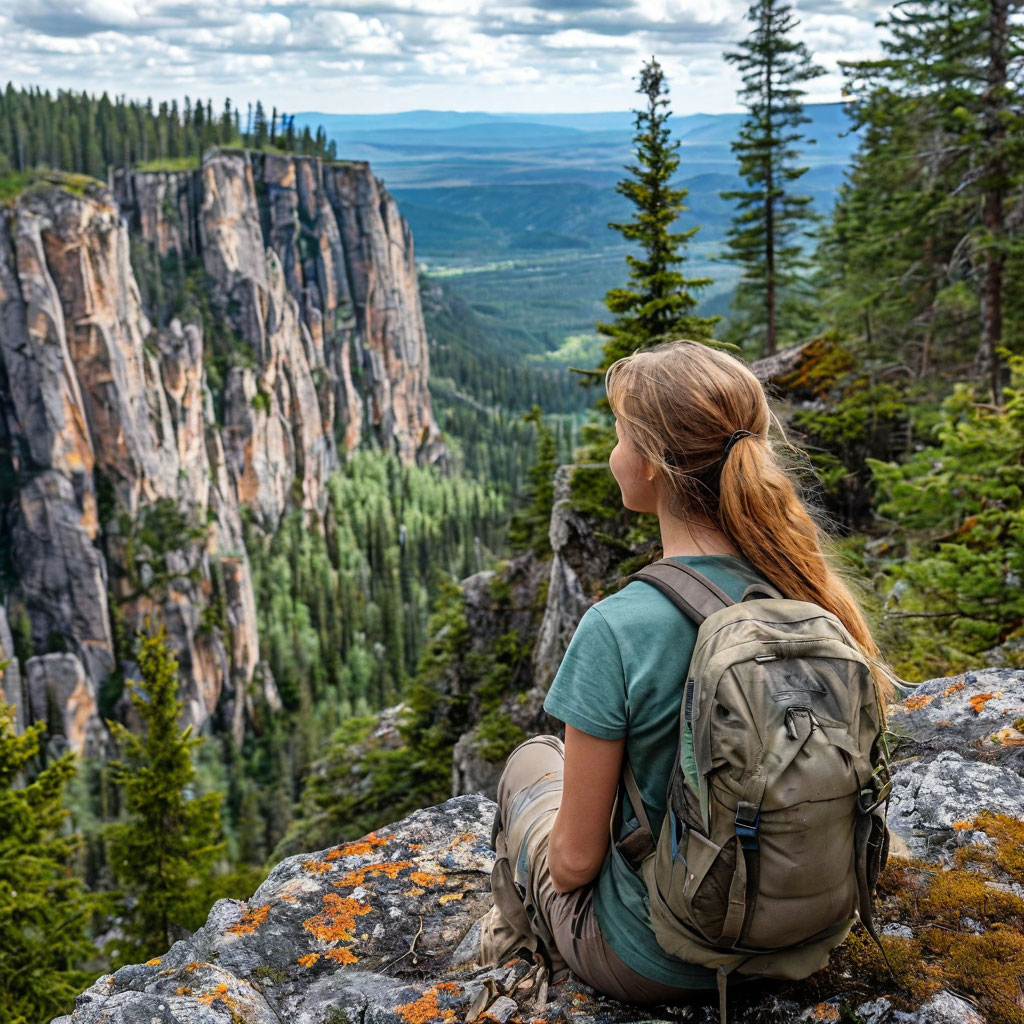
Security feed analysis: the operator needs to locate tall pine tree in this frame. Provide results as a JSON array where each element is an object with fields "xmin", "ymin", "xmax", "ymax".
[
  {"xmin": 722, "ymin": 0, "xmax": 824, "ymax": 357},
  {"xmin": 597, "ymin": 58, "xmax": 716, "ymax": 369},
  {"xmin": 0, "ymin": 700, "xmax": 97, "ymax": 1023},
  {"xmin": 106, "ymin": 629, "xmax": 223, "ymax": 961}
]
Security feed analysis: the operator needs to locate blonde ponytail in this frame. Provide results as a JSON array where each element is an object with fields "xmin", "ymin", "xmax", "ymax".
[{"xmin": 606, "ymin": 340, "xmax": 894, "ymax": 702}]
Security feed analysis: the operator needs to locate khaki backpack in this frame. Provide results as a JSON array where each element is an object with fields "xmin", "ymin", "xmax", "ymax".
[{"xmin": 616, "ymin": 560, "xmax": 892, "ymax": 1023}]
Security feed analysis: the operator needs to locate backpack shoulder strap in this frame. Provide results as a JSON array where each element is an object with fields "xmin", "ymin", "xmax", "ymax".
[{"xmin": 629, "ymin": 558, "xmax": 733, "ymax": 626}]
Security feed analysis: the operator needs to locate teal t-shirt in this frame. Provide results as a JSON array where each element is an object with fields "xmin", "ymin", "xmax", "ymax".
[{"xmin": 542, "ymin": 554, "xmax": 769, "ymax": 988}]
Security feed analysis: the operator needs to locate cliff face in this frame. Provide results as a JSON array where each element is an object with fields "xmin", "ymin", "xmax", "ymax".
[
  {"xmin": 0, "ymin": 154, "xmax": 440, "ymax": 751},
  {"xmin": 114, "ymin": 150, "xmax": 441, "ymax": 521}
]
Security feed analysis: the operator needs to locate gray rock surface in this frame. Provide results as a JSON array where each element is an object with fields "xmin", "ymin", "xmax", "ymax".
[
  {"xmin": 888, "ymin": 751, "xmax": 1024, "ymax": 859},
  {"xmin": 887, "ymin": 668, "xmax": 1024, "ymax": 754},
  {"xmin": 855, "ymin": 991, "xmax": 985, "ymax": 1024},
  {"xmin": 533, "ymin": 465, "xmax": 614, "ymax": 690},
  {"xmin": 886, "ymin": 669, "xmax": 1024, "ymax": 860},
  {"xmin": 24, "ymin": 652, "xmax": 105, "ymax": 756}
]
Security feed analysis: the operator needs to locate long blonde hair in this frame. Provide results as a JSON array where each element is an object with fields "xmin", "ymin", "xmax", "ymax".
[{"xmin": 605, "ymin": 340, "xmax": 891, "ymax": 698}]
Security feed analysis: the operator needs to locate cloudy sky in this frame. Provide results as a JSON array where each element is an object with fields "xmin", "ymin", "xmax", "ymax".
[{"xmin": 5, "ymin": 0, "xmax": 895, "ymax": 115}]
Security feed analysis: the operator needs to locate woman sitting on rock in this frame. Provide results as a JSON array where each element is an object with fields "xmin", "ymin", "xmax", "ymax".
[{"xmin": 480, "ymin": 339, "xmax": 888, "ymax": 1003}]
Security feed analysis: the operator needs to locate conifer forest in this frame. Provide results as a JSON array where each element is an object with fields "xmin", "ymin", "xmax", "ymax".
[{"xmin": 1, "ymin": 1, "xmax": 1024, "ymax": 1021}]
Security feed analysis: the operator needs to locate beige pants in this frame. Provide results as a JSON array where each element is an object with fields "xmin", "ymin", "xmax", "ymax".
[{"xmin": 480, "ymin": 734, "xmax": 702, "ymax": 1005}]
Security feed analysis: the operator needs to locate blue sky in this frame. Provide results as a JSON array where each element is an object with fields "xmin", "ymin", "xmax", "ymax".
[{"xmin": 4, "ymin": 0, "xmax": 894, "ymax": 114}]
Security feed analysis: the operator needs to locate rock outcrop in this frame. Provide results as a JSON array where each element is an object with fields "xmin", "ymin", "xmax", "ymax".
[
  {"xmin": 58, "ymin": 673, "xmax": 1024, "ymax": 1024},
  {"xmin": 114, "ymin": 151, "xmax": 441, "ymax": 493},
  {"xmin": 0, "ymin": 155, "xmax": 440, "ymax": 743}
]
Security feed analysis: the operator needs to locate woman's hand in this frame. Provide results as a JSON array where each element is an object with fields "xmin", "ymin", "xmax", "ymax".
[{"xmin": 547, "ymin": 725, "xmax": 625, "ymax": 893}]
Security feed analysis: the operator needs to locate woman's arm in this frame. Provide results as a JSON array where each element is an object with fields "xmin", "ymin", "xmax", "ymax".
[{"xmin": 547, "ymin": 725, "xmax": 626, "ymax": 893}]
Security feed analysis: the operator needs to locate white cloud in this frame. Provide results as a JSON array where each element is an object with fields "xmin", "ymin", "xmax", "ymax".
[{"xmin": 4, "ymin": 0, "xmax": 898, "ymax": 113}]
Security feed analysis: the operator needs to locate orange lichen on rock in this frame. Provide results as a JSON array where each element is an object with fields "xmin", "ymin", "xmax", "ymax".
[
  {"xmin": 145, "ymin": 957, "xmax": 162, "ymax": 967},
  {"xmin": 396, "ymin": 983, "xmax": 461, "ymax": 1024},
  {"xmin": 942, "ymin": 680, "xmax": 965, "ymax": 697},
  {"xmin": 409, "ymin": 870, "xmax": 447, "ymax": 888},
  {"xmin": 439, "ymin": 893, "xmax": 464, "ymax": 905},
  {"xmin": 952, "ymin": 821, "xmax": 973, "ymax": 831},
  {"xmin": 903, "ymin": 694, "xmax": 933, "ymax": 712},
  {"xmin": 198, "ymin": 983, "xmax": 244, "ymax": 1013},
  {"xmin": 303, "ymin": 892, "xmax": 372, "ymax": 945},
  {"xmin": 324, "ymin": 947, "xmax": 359, "ymax": 965},
  {"xmin": 444, "ymin": 832, "xmax": 476, "ymax": 852},
  {"xmin": 324, "ymin": 832, "xmax": 393, "ymax": 861},
  {"xmin": 333, "ymin": 860, "xmax": 415, "ymax": 889},
  {"xmin": 228, "ymin": 903, "xmax": 271, "ymax": 935},
  {"xmin": 404, "ymin": 886, "xmax": 425, "ymax": 897},
  {"xmin": 989, "ymin": 726, "xmax": 1024, "ymax": 746},
  {"xmin": 302, "ymin": 859, "xmax": 334, "ymax": 874},
  {"xmin": 183, "ymin": 962, "xmax": 201, "ymax": 973},
  {"xmin": 810, "ymin": 1004, "xmax": 840, "ymax": 1021},
  {"xmin": 969, "ymin": 692, "xmax": 1000, "ymax": 713},
  {"xmin": 297, "ymin": 953, "xmax": 320, "ymax": 967},
  {"xmin": 175, "ymin": 985, "xmax": 193, "ymax": 996}
]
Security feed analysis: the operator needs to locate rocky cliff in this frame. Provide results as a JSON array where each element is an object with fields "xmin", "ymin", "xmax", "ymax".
[
  {"xmin": 56, "ymin": 671, "xmax": 1024, "ymax": 1024},
  {"xmin": 0, "ymin": 155, "xmax": 440, "ymax": 751}
]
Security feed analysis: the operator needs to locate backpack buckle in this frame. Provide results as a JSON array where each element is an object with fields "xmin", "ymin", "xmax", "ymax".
[{"xmin": 734, "ymin": 801, "xmax": 760, "ymax": 851}]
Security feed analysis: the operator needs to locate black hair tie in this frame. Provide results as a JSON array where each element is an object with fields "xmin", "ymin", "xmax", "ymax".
[{"xmin": 723, "ymin": 429, "xmax": 753, "ymax": 457}]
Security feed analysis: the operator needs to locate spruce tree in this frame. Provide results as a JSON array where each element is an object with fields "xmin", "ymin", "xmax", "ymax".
[
  {"xmin": 0, "ymin": 700, "xmax": 96, "ymax": 1023},
  {"xmin": 722, "ymin": 0, "xmax": 825, "ymax": 357},
  {"xmin": 507, "ymin": 406, "xmax": 557, "ymax": 557},
  {"xmin": 597, "ymin": 57, "xmax": 716, "ymax": 369},
  {"xmin": 106, "ymin": 629, "xmax": 223, "ymax": 962}
]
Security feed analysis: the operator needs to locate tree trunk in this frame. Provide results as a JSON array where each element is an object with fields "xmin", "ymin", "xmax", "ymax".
[
  {"xmin": 765, "ymin": 62, "xmax": 777, "ymax": 357},
  {"xmin": 980, "ymin": 0, "xmax": 1008, "ymax": 404}
]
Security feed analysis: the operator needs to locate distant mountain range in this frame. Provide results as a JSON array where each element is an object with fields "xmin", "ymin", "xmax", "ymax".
[{"xmin": 293, "ymin": 105, "xmax": 860, "ymax": 353}]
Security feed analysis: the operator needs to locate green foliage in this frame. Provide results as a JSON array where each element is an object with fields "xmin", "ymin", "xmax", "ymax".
[
  {"xmin": 781, "ymin": 338, "xmax": 910, "ymax": 527},
  {"xmin": 597, "ymin": 58, "xmax": 716, "ymax": 368},
  {"xmin": 116, "ymin": 498, "xmax": 206, "ymax": 597},
  {"xmin": 869, "ymin": 363, "xmax": 1024, "ymax": 679},
  {"xmin": 722, "ymin": 0, "xmax": 825, "ymax": 356},
  {"xmin": 822, "ymin": 0, "xmax": 1024, "ymax": 394},
  {"xmin": 568, "ymin": 419, "xmax": 646, "ymax": 554},
  {"xmin": 507, "ymin": 406, "xmax": 558, "ymax": 557},
  {"xmin": 0, "ymin": 705, "xmax": 98, "ymax": 1024},
  {"xmin": 474, "ymin": 709, "xmax": 527, "ymax": 764},
  {"xmin": 106, "ymin": 629, "xmax": 224, "ymax": 962}
]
